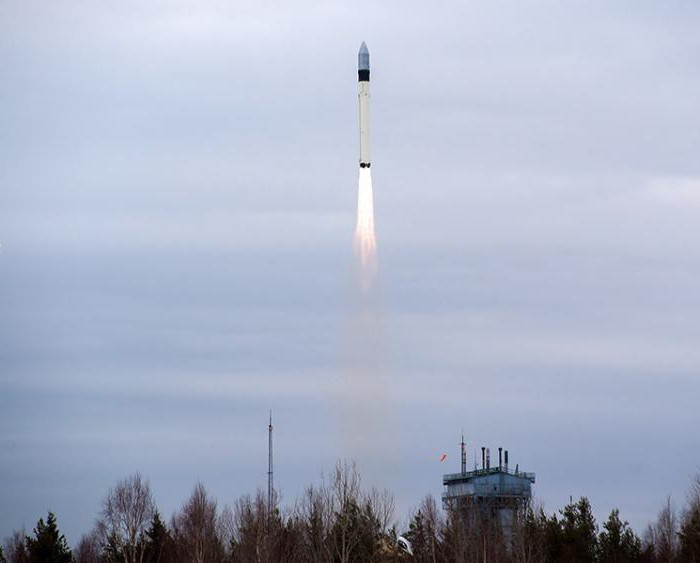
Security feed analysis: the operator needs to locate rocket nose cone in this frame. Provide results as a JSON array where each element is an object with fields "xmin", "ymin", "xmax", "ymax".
[{"xmin": 358, "ymin": 41, "xmax": 370, "ymax": 71}]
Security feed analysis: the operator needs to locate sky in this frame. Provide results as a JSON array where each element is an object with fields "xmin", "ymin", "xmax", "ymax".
[{"xmin": 2, "ymin": 0, "xmax": 700, "ymax": 544}]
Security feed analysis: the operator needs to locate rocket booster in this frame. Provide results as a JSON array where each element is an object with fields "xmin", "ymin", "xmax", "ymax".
[{"xmin": 358, "ymin": 42, "xmax": 371, "ymax": 168}]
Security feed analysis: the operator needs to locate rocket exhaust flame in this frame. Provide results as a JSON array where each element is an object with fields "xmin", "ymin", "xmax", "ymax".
[{"xmin": 353, "ymin": 168, "xmax": 377, "ymax": 290}]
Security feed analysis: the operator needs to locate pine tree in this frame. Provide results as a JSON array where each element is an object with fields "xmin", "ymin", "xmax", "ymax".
[
  {"xmin": 405, "ymin": 507, "xmax": 441, "ymax": 563},
  {"xmin": 679, "ymin": 503, "xmax": 700, "ymax": 563},
  {"xmin": 547, "ymin": 497, "xmax": 598, "ymax": 563},
  {"xmin": 25, "ymin": 512, "xmax": 71, "ymax": 563},
  {"xmin": 143, "ymin": 512, "xmax": 172, "ymax": 563},
  {"xmin": 405, "ymin": 510, "xmax": 431, "ymax": 562},
  {"xmin": 599, "ymin": 508, "xmax": 641, "ymax": 563},
  {"xmin": 512, "ymin": 505, "xmax": 548, "ymax": 563}
]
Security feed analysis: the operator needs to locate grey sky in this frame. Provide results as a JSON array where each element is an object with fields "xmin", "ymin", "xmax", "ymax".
[{"xmin": 2, "ymin": 0, "xmax": 700, "ymax": 543}]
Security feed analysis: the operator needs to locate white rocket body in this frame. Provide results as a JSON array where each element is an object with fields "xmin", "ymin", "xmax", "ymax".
[
  {"xmin": 358, "ymin": 42, "xmax": 371, "ymax": 168},
  {"xmin": 358, "ymin": 81, "xmax": 371, "ymax": 167}
]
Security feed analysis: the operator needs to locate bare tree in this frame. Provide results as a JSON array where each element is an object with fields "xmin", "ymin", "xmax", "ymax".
[
  {"xmin": 295, "ymin": 484, "xmax": 332, "ymax": 563},
  {"xmin": 98, "ymin": 472, "xmax": 155, "ymax": 563},
  {"xmin": 3, "ymin": 530, "xmax": 27, "ymax": 563},
  {"xmin": 73, "ymin": 529, "xmax": 102, "ymax": 563},
  {"xmin": 441, "ymin": 499, "xmax": 473, "ymax": 563},
  {"xmin": 440, "ymin": 495, "xmax": 511, "ymax": 563},
  {"xmin": 366, "ymin": 486, "xmax": 396, "ymax": 535},
  {"xmin": 423, "ymin": 495, "xmax": 444, "ymax": 563},
  {"xmin": 653, "ymin": 496, "xmax": 679, "ymax": 563},
  {"xmin": 218, "ymin": 504, "xmax": 236, "ymax": 556},
  {"xmin": 230, "ymin": 488, "xmax": 295, "ymax": 563},
  {"xmin": 231, "ymin": 492, "xmax": 266, "ymax": 563},
  {"xmin": 642, "ymin": 521, "xmax": 657, "ymax": 558},
  {"xmin": 329, "ymin": 460, "xmax": 364, "ymax": 563},
  {"xmin": 510, "ymin": 500, "xmax": 548, "ymax": 563},
  {"xmin": 171, "ymin": 482, "xmax": 224, "ymax": 563}
]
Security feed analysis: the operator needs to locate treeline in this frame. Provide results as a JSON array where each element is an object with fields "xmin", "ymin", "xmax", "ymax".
[{"xmin": 2, "ymin": 461, "xmax": 700, "ymax": 563}]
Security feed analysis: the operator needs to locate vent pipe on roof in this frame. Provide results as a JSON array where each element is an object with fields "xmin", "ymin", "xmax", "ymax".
[
  {"xmin": 498, "ymin": 447, "xmax": 502, "ymax": 470},
  {"xmin": 481, "ymin": 447, "xmax": 485, "ymax": 471},
  {"xmin": 486, "ymin": 448, "xmax": 491, "ymax": 470},
  {"xmin": 505, "ymin": 450, "xmax": 509, "ymax": 472}
]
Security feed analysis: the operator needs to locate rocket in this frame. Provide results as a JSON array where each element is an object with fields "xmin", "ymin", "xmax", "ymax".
[{"xmin": 358, "ymin": 42, "xmax": 371, "ymax": 168}]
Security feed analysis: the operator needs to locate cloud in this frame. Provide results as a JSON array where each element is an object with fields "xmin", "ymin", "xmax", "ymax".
[{"xmin": 645, "ymin": 177, "xmax": 700, "ymax": 206}]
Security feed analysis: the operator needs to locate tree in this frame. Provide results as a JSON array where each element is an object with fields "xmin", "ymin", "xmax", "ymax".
[
  {"xmin": 73, "ymin": 529, "xmax": 102, "ymax": 563},
  {"xmin": 406, "ymin": 510, "xmax": 435, "ymax": 563},
  {"xmin": 295, "ymin": 484, "xmax": 332, "ymax": 563},
  {"xmin": 642, "ymin": 523, "xmax": 659, "ymax": 563},
  {"xmin": 278, "ymin": 513, "xmax": 306, "ymax": 563},
  {"xmin": 3, "ymin": 530, "xmax": 28, "ymax": 563},
  {"xmin": 171, "ymin": 482, "xmax": 224, "ymax": 563},
  {"xmin": 25, "ymin": 512, "xmax": 71, "ymax": 563},
  {"xmin": 328, "ymin": 460, "xmax": 364, "ymax": 563},
  {"xmin": 143, "ymin": 512, "xmax": 173, "ymax": 563},
  {"xmin": 231, "ymin": 492, "xmax": 266, "ymax": 563},
  {"xmin": 440, "ymin": 498, "xmax": 478, "ymax": 563},
  {"xmin": 98, "ymin": 472, "xmax": 155, "ymax": 563},
  {"xmin": 326, "ymin": 460, "xmax": 390, "ymax": 563},
  {"xmin": 0, "ymin": 545, "xmax": 6, "ymax": 563},
  {"xmin": 230, "ymin": 488, "xmax": 304, "ymax": 563},
  {"xmin": 406, "ymin": 509, "xmax": 430, "ymax": 561},
  {"xmin": 680, "ymin": 474, "xmax": 700, "ymax": 563},
  {"xmin": 551, "ymin": 497, "xmax": 598, "ymax": 563},
  {"xmin": 404, "ymin": 496, "xmax": 442, "ymax": 563},
  {"xmin": 510, "ymin": 503, "xmax": 548, "ymax": 563},
  {"xmin": 599, "ymin": 508, "xmax": 641, "ymax": 563},
  {"xmin": 654, "ymin": 497, "xmax": 679, "ymax": 563}
]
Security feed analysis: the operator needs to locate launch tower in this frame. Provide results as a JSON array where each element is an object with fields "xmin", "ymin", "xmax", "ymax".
[{"xmin": 442, "ymin": 440, "xmax": 535, "ymax": 539}]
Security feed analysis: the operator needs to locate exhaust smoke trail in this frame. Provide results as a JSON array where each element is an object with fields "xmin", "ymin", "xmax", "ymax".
[{"xmin": 353, "ymin": 168, "xmax": 377, "ymax": 291}]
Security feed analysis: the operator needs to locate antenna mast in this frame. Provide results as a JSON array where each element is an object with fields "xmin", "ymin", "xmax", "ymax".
[
  {"xmin": 267, "ymin": 411, "xmax": 273, "ymax": 518},
  {"xmin": 461, "ymin": 431, "xmax": 467, "ymax": 475}
]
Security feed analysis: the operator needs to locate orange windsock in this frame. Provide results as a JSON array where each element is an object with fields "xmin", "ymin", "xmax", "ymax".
[{"xmin": 439, "ymin": 453, "xmax": 448, "ymax": 462}]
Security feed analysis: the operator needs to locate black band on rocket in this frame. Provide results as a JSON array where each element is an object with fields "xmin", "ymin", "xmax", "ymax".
[{"xmin": 358, "ymin": 69, "xmax": 370, "ymax": 82}]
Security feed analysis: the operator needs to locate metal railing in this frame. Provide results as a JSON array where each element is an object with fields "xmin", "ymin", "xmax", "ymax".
[{"xmin": 443, "ymin": 467, "xmax": 536, "ymax": 484}]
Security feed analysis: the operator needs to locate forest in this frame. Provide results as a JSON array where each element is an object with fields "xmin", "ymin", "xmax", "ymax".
[{"xmin": 3, "ymin": 461, "xmax": 699, "ymax": 563}]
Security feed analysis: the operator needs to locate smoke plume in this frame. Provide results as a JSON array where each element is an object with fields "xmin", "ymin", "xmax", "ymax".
[{"xmin": 337, "ymin": 167, "xmax": 395, "ymax": 481}]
